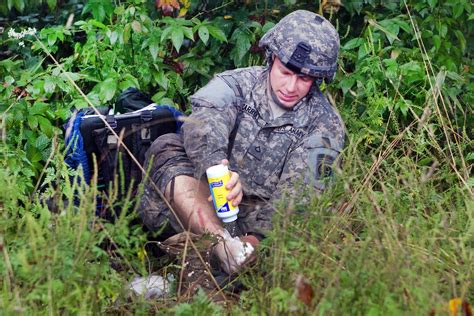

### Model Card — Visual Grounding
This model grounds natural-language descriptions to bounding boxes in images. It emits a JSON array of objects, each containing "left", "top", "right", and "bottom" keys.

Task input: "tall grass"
[
  {"left": 1, "top": 113, "right": 471, "bottom": 314},
  {"left": 239, "top": 126, "right": 473, "bottom": 315}
]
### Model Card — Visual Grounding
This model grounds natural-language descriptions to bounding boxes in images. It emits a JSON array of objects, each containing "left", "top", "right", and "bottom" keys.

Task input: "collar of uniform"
[
  {"left": 264, "top": 93, "right": 314, "bottom": 129},
  {"left": 248, "top": 69, "right": 272, "bottom": 122}
]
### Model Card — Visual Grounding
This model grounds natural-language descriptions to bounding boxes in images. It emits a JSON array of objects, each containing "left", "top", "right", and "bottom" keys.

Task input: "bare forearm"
[{"left": 165, "top": 175, "right": 224, "bottom": 236}]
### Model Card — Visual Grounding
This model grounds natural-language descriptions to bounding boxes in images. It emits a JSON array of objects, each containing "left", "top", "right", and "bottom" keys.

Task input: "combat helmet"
[{"left": 259, "top": 10, "right": 339, "bottom": 83}]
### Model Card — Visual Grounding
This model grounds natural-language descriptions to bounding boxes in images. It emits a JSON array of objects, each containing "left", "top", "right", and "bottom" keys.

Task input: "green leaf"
[
  {"left": 466, "top": 152, "right": 474, "bottom": 162},
  {"left": 262, "top": 22, "right": 275, "bottom": 34},
  {"left": 469, "top": 13, "right": 474, "bottom": 20},
  {"left": 123, "top": 23, "right": 131, "bottom": 44},
  {"left": 149, "top": 38, "right": 160, "bottom": 61},
  {"left": 30, "top": 102, "right": 49, "bottom": 115},
  {"left": 207, "top": 25, "right": 227, "bottom": 42},
  {"left": 28, "top": 115, "right": 38, "bottom": 129},
  {"left": 99, "top": 78, "right": 117, "bottom": 102},
  {"left": 343, "top": 38, "right": 364, "bottom": 50},
  {"left": 453, "top": 5, "right": 464, "bottom": 18},
  {"left": 89, "top": 19, "right": 107, "bottom": 30},
  {"left": 131, "top": 20, "right": 142, "bottom": 33},
  {"left": 230, "top": 29, "right": 251, "bottom": 65},
  {"left": 109, "top": 30, "right": 118, "bottom": 45},
  {"left": 47, "top": 33, "right": 57, "bottom": 46},
  {"left": 171, "top": 28, "right": 184, "bottom": 52},
  {"left": 427, "top": 0, "right": 437, "bottom": 8},
  {"left": 453, "top": 30, "right": 466, "bottom": 52},
  {"left": 377, "top": 19, "right": 400, "bottom": 44},
  {"left": 154, "top": 71, "right": 169, "bottom": 90},
  {"left": 161, "top": 26, "right": 173, "bottom": 43},
  {"left": 37, "top": 117, "right": 53, "bottom": 138},
  {"left": 439, "top": 24, "right": 447, "bottom": 38},
  {"left": 183, "top": 27, "right": 194, "bottom": 41},
  {"left": 432, "top": 35, "right": 441, "bottom": 50},
  {"left": 13, "top": 0, "right": 25, "bottom": 12},
  {"left": 47, "top": 0, "right": 57, "bottom": 10},
  {"left": 198, "top": 26, "right": 209, "bottom": 45}
]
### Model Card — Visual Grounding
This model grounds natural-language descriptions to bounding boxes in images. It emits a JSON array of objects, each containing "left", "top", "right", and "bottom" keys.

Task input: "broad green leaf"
[
  {"left": 30, "top": 102, "right": 49, "bottom": 116},
  {"left": 160, "top": 26, "right": 173, "bottom": 42},
  {"left": 400, "top": 61, "right": 423, "bottom": 84},
  {"left": 34, "top": 134, "right": 50, "bottom": 151},
  {"left": 37, "top": 117, "right": 53, "bottom": 138},
  {"left": 109, "top": 30, "right": 118, "bottom": 45},
  {"left": 432, "top": 35, "right": 441, "bottom": 50},
  {"left": 231, "top": 29, "right": 251, "bottom": 64},
  {"left": 207, "top": 25, "right": 227, "bottom": 42},
  {"left": 357, "top": 44, "right": 369, "bottom": 60},
  {"left": 262, "top": 22, "right": 275, "bottom": 33},
  {"left": 88, "top": 19, "right": 107, "bottom": 30},
  {"left": 439, "top": 24, "right": 447, "bottom": 38},
  {"left": 99, "top": 78, "right": 117, "bottom": 102},
  {"left": 47, "top": 0, "right": 57, "bottom": 10},
  {"left": 453, "top": 5, "right": 464, "bottom": 18},
  {"left": 198, "top": 25, "right": 209, "bottom": 45},
  {"left": 377, "top": 19, "right": 400, "bottom": 44},
  {"left": 343, "top": 38, "right": 364, "bottom": 50},
  {"left": 13, "top": 0, "right": 25, "bottom": 12},
  {"left": 149, "top": 39, "right": 160, "bottom": 60},
  {"left": 26, "top": 145, "right": 42, "bottom": 163},
  {"left": 114, "top": 4, "right": 125, "bottom": 15},
  {"left": 427, "top": 0, "right": 437, "bottom": 8},
  {"left": 183, "top": 27, "right": 194, "bottom": 41},
  {"left": 392, "top": 18, "right": 411, "bottom": 34},
  {"left": 44, "top": 80, "right": 56, "bottom": 94},
  {"left": 469, "top": 13, "right": 474, "bottom": 20},
  {"left": 47, "top": 33, "right": 57, "bottom": 46},
  {"left": 123, "top": 23, "right": 131, "bottom": 44},
  {"left": 131, "top": 20, "right": 142, "bottom": 33},
  {"left": 154, "top": 71, "right": 169, "bottom": 90},
  {"left": 27, "top": 115, "right": 38, "bottom": 129},
  {"left": 453, "top": 30, "right": 466, "bottom": 52},
  {"left": 466, "top": 152, "right": 474, "bottom": 162},
  {"left": 171, "top": 28, "right": 184, "bottom": 52}
]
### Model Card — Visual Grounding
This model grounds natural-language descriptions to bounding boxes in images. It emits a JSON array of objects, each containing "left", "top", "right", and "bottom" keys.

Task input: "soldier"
[{"left": 140, "top": 10, "right": 345, "bottom": 276}]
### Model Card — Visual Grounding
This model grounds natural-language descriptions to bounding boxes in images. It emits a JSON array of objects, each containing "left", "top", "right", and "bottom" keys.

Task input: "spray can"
[{"left": 206, "top": 164, "right": 239, "bottom": 223}]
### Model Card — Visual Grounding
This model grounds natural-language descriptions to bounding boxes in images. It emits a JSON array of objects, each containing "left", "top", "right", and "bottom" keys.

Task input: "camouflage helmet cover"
[{"left": 259, "top": 10, "right": 340, "bottom": 82}]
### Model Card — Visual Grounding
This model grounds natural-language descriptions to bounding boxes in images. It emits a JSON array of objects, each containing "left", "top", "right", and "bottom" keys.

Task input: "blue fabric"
[
  {"left": 64, "top": 111, "right": 90, "bottom": 184},
  {"left": 154, "top": 104, "right": 184, "bottom": 132}
]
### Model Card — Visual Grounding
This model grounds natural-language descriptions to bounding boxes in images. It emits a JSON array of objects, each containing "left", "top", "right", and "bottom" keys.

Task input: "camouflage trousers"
[{"left": 139, "top": 133, "right": 266, "bottom": 237}]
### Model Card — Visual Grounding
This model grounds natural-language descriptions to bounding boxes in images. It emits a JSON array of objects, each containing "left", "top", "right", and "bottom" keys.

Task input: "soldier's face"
[{"left": 269, "top": 57, "right": 314, "bottom": 108}]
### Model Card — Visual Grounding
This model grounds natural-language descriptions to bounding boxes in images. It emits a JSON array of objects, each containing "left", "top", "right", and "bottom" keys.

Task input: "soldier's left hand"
[
  {"left": 207, "top": 159, "right": 243, "bottom": 207},
  {"left": 221, "top": 159, "right": 243, "bottom": 207}
]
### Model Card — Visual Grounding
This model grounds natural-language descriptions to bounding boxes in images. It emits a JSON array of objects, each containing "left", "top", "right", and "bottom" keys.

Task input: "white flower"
[{"left": 8, "top": 27, "right": 37, "bottom": 40}]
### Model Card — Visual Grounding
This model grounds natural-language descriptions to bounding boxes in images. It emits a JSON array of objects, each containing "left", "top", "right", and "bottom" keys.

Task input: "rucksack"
[{"left": 64, "top": 88, "right": 183, "bottom": 217}]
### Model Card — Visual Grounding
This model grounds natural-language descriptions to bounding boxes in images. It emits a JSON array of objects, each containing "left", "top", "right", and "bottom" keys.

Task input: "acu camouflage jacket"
[{"left": 182, "top": 66, "right": 345, "bottom": 234}]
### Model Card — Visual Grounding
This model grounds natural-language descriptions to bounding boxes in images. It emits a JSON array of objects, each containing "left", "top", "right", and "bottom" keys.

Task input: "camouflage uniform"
[{"left": 140, "top": 10, "right": 345, "bottom": 238}]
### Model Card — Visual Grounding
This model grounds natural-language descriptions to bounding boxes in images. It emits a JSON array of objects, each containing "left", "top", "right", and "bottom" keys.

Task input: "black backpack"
[{"left": 64, "top": 88, "right": 183, "bottom": 217}]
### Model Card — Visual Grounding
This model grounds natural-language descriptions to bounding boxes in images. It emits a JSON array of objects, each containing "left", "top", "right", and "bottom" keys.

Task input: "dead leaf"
[
  {"left": 450, "top": 298, "right": 463, "bottom": 316},
  {"left": 322, "top": 0, "right": 342, "bottom": 14},
  {"left": 156, "top": 0, "right": 180, "bottom": 15},
  {"left": 462, "top": 300, "right": 473, "bottom": 316},
  {"left": 295, "top": 274, "right": 314, "bottom": 307}
]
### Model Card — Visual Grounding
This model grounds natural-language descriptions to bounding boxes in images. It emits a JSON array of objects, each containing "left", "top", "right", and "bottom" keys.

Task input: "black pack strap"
[
  {"left": 219, "top": 74, "right": 245, "bottom": 157},
  {"left": 140, "top": 110, "right": 152, "bottom": 122},
  {"left": 106, "top": 115, "right": 118, "bottom": 148},
  {"left": 106, "top": 115, "right": 117, "bottom": 130}
]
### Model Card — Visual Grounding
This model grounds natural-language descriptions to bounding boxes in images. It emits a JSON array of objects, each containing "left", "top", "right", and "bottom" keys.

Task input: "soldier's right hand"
[{"left": 213, "top": 231, "right": 255, "bottom": 275}]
